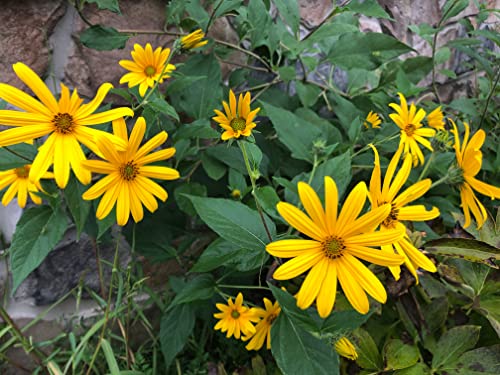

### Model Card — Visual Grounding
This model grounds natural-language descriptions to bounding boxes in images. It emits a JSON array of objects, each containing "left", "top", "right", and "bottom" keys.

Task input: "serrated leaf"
[
  {"left": 65, "top": 176, "right": 91, "bottom": 239},
  {"left": 87, "top": 0, "right": 121, "bottom": 14},
  {"left": 432, "top": 325, "right": 481, "bottom": 369},
  {"left": 384, "top": 339, "right": 420, "bottom": 370},
  {"left": 160, "top": 304, "right": 195, "bottom": 369},
  {"left": 0, "top": 144, "right": 37, "bottom": 170},
  {"left": 271, "top": 313, "right": 339, "bottom": 375},
  {"left": 9, "top": 205, "right": 68, "bottom": 292},
  {"left": 423, "top": 238, "right": 500, "bottom": 268},
  {"left": 80, "top": 25, "right": 129, "bottom": 50},
  {"left": 188, "top": 196, "right": 275, "bottom": 252},
  {"left": 169, "top": 274, "right": 215, "bottom": 307}
]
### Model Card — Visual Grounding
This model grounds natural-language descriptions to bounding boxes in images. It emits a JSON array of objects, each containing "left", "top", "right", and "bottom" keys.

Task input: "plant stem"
[
  {"left": 429, "top": 175, "right": 449, "bottom": 189},
  {"left": 351, "top": 132, "right": 399, "bottom": 159},
  {"left": 478, "top": 66, "right": 500, "bottom": 129},
  {"left": 217, "top": 284, "right": 270, "bottom": 291},
  {"left": 417, "top": 152, "right": 435, "bottom": 181},
  {"left": 0, "top": 306, "right": 48, "bottom": 372},
  {"left": 238, "top": 141, "right": 273, "bottom": 242},
  {"left": 205, "top": 0, "right": 224, "bottom": 33}
]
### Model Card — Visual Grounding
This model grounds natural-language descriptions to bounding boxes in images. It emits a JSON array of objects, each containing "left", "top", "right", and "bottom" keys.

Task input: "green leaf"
[
  {"left": 97, "top": 206, "right": 116, "bottom": 239},
  {"left": 80, "top": 25, "right": 129, "bottom": 50},
  {"left": 349, "top": 0, "right": 392, "bottom": 19},
  {"left": 201, "top": 152, "right": 227, "bottom": 180},
  {"left": 441, "top": 0, "right": 469, "bottom": 23},
  {"left": 295, "top": 82, "right": 321, "bottom": 107},
  {"left": 247, "top": 0, "right": 273, "bottom": 49},
  {"left": 450, "top": 259, "right": 490, "bottom": 296},
  {"left": 351, "top": 328, "right": 383, "bottom": 370},
  {"left": 262, "top": 101, "right": 322, "bottom": 163},
  {"left": 271, "top": 313, "right": 339, "bottom": 375},
  {"left": 328, "top": 32, "right": 413, "bottom": 70},
  {"left": 435, "top": 47, "right": 452, "bottom": 64},
  {"left": 394, "top": 363, "right": 431, "bottom": 375},
  {"left": 169, "top": 274, "right": 215, "bottom": 307},
  {"left": 174, "top": 183, "right": 207, "bottom": 216},
  {"left": 479, "top": 297, "right": 500, "bottom": 337},
  {"left": 9, "top": 205, "right": 68, "bottom": 292},
  {"left": 254, "top": 186, "right": 281, "bottom": 220},
  {"left": 423, "top": 238, "right": 500, "bottom": 268},
  {"left": 273, "top": 0, "right": 300, "bottom": 34},
  {"left": 384, "top": 339, "right": 420, "bottom": 370},
  {"left": 101, "top": 339, "right": 121, "bottom": 375},
  {"left": 423, "top": 297, "right": 449, "bottom": 334},
  {"left": 171, "top": 54, "right": 222, "bottom": 119},
  {"left": 432, "top": 325, "right": 481, "bottom": 370},
  {"left": 309, "top": 151, "right": 352, "bottom": 200},
  {"left": 65, "top": 176, "right": 91, "bottom": 239},
  {"left": 160, "top": 304, "right": 196, "bottom": 369},
  {"left": 173, "top": 119, "right": 219, "bottom": 140},
  {"left": 148, "top": 97, "right": 180, "bottom": 121},
  {"left": 269, "top": 284, "right": 320, "bottom": 334},
  {"left": 278, "top": 66, "right": 296, "bottom": 82},
  {"left": 205, "top": 145, "right": 247, "bottom": 174},
  {"left": 0, "top": 144, "right": 37, "bottom": 170},
  {"left": 214, "top": 0, "right": 243, "bottom": 18},
  {"left": 446, "top": 345, "right": 500, "bottom": 374},
  {"left": 188, "top": 196, "right": 276, "bottom": 252},
  {"left": 319, "top": 310, "right": 370, "bottom": 336},
  {"left": 191, "top": 239, "right": 239, "bottom": 272},
  {"left": 87, "top": 0, "right": 121, "bottom": 14}
]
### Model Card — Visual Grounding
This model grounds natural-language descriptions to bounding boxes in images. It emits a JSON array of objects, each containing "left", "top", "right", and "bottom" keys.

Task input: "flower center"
[
  {"left": 53, "top": 113, "right": 74, "bottom": 134},
  {"left": 15, "top": 166, "right": 30, "bottom": 178},
  {"left": 231, "top": 310, "right": 240, "bottom": 319},
  {"left": 266, "top": 313, "right": 277, "bottom": 324},
  {"left": 404, "top": 124, "right": 416, "bottom": 136},
  {"left": 322, "top": 236, "right": 345, "bottom": 259},
  {"left": 230, "top": 117, "right": 246, "bottom": 132},
  {"left": 382, "top": 203, "right": 399, "bottom": 228},
  {"left": 144, "top": 65, "right": 156, "bottom": 77},
  {"left": 120, "top": 161, "right": 139, "bottom": 181}
]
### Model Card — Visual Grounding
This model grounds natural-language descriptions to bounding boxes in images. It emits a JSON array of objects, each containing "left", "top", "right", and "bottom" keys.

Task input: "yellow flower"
[
  {"left": 119, "top": 43, "right": 176, "bottom": 97},
  {"left": 213, "top": 293, "right": 260, "bottom": 339},
  {"left": 0, "top": 165, "right": 53, "bottom": 208},
  {"left": 389, "top": 93, "right": 435, "bottom": 166},
  {"left": 213, "top": 90, "right": 260, "bottom": 140},
  {"left": 427, "top": 106, "right": 445, "bottom": 130},
  {"left": 231, "top": 189, "right": 241, "bottom": 199},
  {"left": 81, "top": 117, "right": 179, "bottom": 226},
  {"left": 335, "top": 337, "right": 358, "bottom": 360},
  {"left": 450, "top": 121, "right": 500, "bottom": 228},
  {"left": 369, "top": 145, "right": 439, "bottom": 282},
  {"left": 364, "top": 111, "right": 382, "bottom": 128},
  {"left": 266, "top": 177, "right": 404, "bottom": 317},
  {"left": 0, "top": 63, "right": 133, "bottom": 188},
  {"left": 180, "top": 29, "right": 208, "bottom": 50},
  {"left": 243, "top": 298, "right": 281, "bottom": 350}
]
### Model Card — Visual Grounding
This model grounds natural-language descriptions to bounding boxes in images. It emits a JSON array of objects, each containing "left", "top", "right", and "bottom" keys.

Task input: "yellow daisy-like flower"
[
  {"left": 0, "top": 63, "right": 133, "bottom": 189},
  {"left": 213, "top": 293, "right": 260, "bottom": 339},
  {"left": 212, "top": 90, "right": 260, "bottom": 140},
  {"left": 266, "top": 177, "right": 404, "bottom": 317},
  {"left": 335, "top": 337, "right": 358, "bottom": 360},
  {"left": 364, "top": 111, "right": 382, "bottom": 128},
  {"left": 389, "top": 93, "right": 436, "bottom": 166},
  {"left": 450, "top": 120, "right": 500, "bottom": 229},
  {"left": 369, "top": 145, "right": 439, "bottom": 282},
  {"left": 0, "top": 165, "right": 53, "bottom": 208},
  {"left": 427, "top": 106, "right": 445, "bottom": 130},
  {"left": 180, "top": 29, "right": 208, "bottom": 50},
  {"left": 81, "top": 117, "right": 179, "bottom": 226},
  {"left": 243, "top": 298, "right": 281, "bottom": 351},
  {"left": 119, "top": 43, "right": 176, "bottom": 97}
]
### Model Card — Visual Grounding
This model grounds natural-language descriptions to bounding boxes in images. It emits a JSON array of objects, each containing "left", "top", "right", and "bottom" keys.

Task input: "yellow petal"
[
  {"left": 0, "top": 83, "right": 53, "bottom": 117},
  {"left": 341, "top": 204, "right": 391, "bottom": 238},
  {"left": 397, "top": 205, "right": 440, "bottom": 221},
  {"left": 336, "top": 182, "right": 367, "bottom": 234},
  {"left": 134, "top": 131, "right": 168, "bottom": 160},
  {"left": 346, "top": 244, "right": 405, "bottom": 266},
  {"left": 296, "top": 258, "right": 328, "bottom": 310},
  {"left": 277, "top": 202, "right": 327, "bottom": 241},
  {"left": 347, "top": 228, "right": 404, "bottom": 247},
  {"left": 298, "top": 181, "right": 328, "bottom": 233},
  {"left": 316, "top": 261, "right": 337, "bottom": 318},
  {"left": 266, "top": 239, "right": 322, "bottom": 258},
  {"left": 29, "top": 134, "right": 56, "bottom": 183},
  {"left": 337, "top": 257, "right": 369, "bottom": 314},
  {"left": 139, "top": 166, "right": 180, "bottom": 180},
  {"left": 272, "top": 251, "right": 324, "bottom": 280},
  {"left": 324, "top": 176, "right": 338, "bottom": 234},
  {"left": 77, "top": 107, "right": 134, "bottom": 126},
  {"left": 343, "top": 254, "right": 387, "bottom": 303},
  {"left": 116, "top": 183, "right": 131, "bottom": 226},
  {"left": 127, "top": 117, "right": 146, "bottom": 158}
]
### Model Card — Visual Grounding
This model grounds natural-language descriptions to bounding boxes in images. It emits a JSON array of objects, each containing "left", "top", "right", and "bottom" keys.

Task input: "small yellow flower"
[
  {"left": 335, "top": 337, "right": 358, "bottom": 360},
  {"left": 243, "top": 298, "right": 281, "bottom": 350},
  {"left": 212, "top": 90, "right": 260, "bottom": 140},
  {"left": 0, "top": 63, "right": 133, "bottom": 188},
  {"left": 450, "top": 120, "right": 500, "bottom": 228},
  {"left": 266, "top": 177, "right": 404, "bottom": 317},
  {"left": 119, "top": 43, "right": 176, "bottom": 97},
  {"left": 231, "top": 189, "right": 241, "bottom": 199},
  {"left": 364, "top": 111, "right": 382, "bottom": 128},
  {"left": 427, "top": 106, "right": 445, "bottom": 130},
  {"left": 82, "top": 117, "right": 179, "bottom": 226},
  {"left": 180, "top": 29, "right": 208, "bottom": 50},
  {"left": 0, "top": 165, "right": 53, "bottom": 208},
  {"left": 213, "top": 293, "right": 260, "bottom": 339},
  {"left": 389, "top": 93, "right": 435, "bottom": 166},
  {"left": 369, "top": 145, "right": 439, "bottom": 282}
]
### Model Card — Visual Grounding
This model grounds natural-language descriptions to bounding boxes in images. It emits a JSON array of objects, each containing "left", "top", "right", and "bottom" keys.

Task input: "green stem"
[
  {"left": 430, "top": 175, "right": 449, "bottom": 189},
  {"left": 205, "top": 0, "right": 224, "bottom": 33},
  {"left": 478, "top": 66, "right": 500, "bottom": 129},
  {"left": 417, "top": 152, "right": 435, "bottom": 181},
  {"left": 238, "top": 140, "right": 273, "bottom": 242},
  {"left": 351, "top": 132, "right": 399, "bottom": 159}
]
